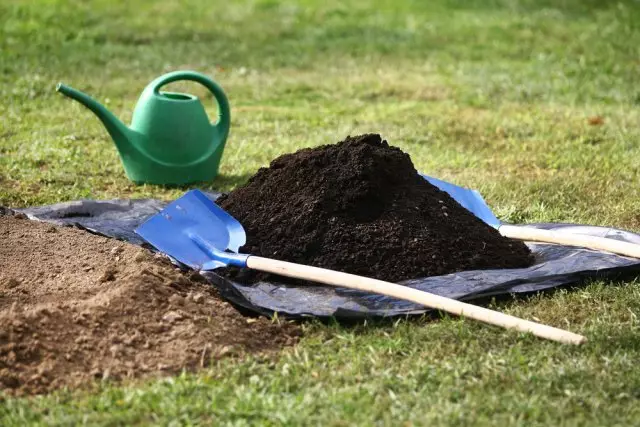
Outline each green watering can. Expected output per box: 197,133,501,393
57,70,230,185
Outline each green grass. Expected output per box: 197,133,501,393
2,0,640,425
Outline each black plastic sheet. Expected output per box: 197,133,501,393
16,195,640,319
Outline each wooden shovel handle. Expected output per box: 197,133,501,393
246,256,586,345
499,225,640,259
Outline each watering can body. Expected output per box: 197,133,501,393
57,71,230,185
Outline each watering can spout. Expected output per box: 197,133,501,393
56,83,132,151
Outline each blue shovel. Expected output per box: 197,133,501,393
421,174,640,259
135,189,585,344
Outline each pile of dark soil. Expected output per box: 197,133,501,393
217,134,532,283
0,213,299,396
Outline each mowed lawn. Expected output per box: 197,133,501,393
2,0,640,425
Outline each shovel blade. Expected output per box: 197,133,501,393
135,190,247,270
421,174,501,228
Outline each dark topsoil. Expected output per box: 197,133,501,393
0,213,299,397
217,134,532,284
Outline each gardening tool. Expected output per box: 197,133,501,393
423,175,640,259
135,189,586,345
56,70,230,185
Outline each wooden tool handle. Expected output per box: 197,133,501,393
499,225,640,258
246,256,586,345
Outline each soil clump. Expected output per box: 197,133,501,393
217,134,532,283
0,213,299,396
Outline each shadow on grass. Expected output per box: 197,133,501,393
144,172,253,193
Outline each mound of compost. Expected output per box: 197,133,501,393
0,213,299,396
217,134,532,283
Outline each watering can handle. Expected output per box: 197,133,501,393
150,70,230,136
